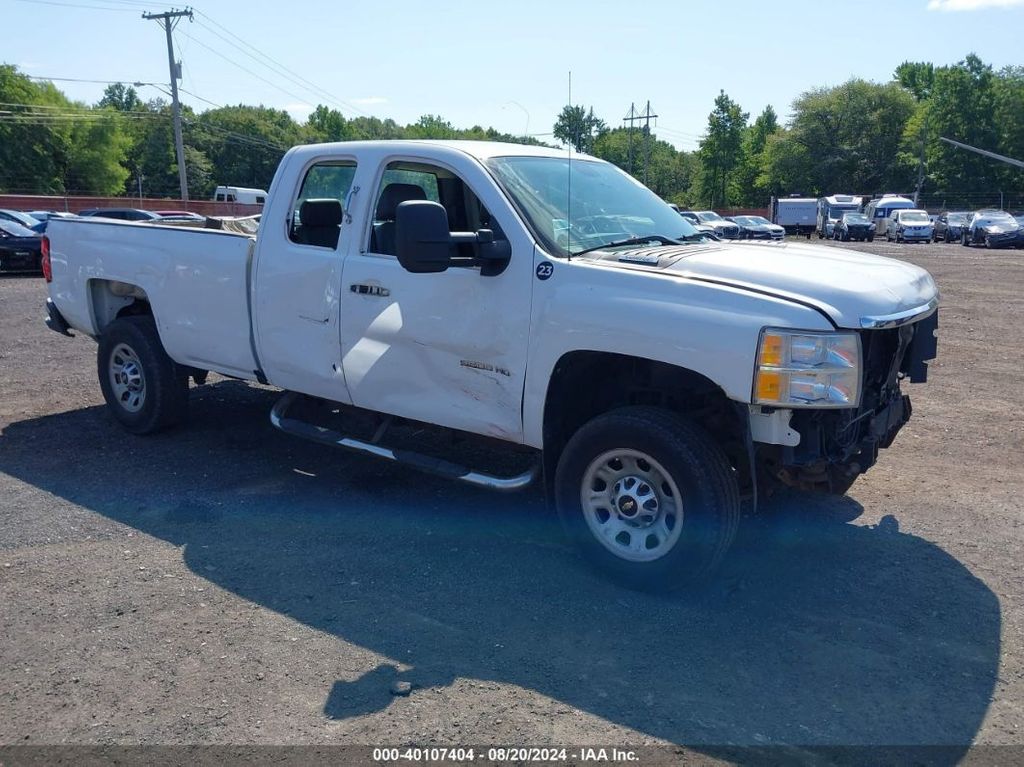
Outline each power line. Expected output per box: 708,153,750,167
191,9,371,117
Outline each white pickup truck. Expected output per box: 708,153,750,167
43,140,939,589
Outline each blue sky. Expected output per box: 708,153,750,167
4,0,1024,150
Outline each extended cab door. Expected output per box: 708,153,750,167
339,155,533,442
253,157,358,401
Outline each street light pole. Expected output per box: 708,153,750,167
143,7,193,202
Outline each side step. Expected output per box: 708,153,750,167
269,391,538,492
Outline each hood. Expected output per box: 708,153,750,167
587,240,939,329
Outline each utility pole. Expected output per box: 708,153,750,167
623,103,637,174
624,102,657,184
640,101,657,187
143,7,193,201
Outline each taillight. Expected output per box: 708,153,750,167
41,235,52,282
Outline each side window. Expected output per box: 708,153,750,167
289,160,357,249
367,161,504,261
215,193,226,202
227,194,236,203
255,196,266,205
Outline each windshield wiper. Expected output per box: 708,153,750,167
570,234,681,258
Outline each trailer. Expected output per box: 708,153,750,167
771,196,817,237
816,194,863,239
865,195,916,235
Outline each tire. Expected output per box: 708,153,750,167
554,407,740,591
961,231,970,247
867,234,874,242
97,316,189,435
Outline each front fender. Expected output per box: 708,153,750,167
522,253,833,449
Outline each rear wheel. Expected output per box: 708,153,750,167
555,407,740,591
961,231,971,247
97,316,189,435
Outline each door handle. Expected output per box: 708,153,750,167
350,284,390,297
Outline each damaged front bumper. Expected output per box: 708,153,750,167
753,308,938,490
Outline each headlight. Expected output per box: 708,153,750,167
753,329,861,408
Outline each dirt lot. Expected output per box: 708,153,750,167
1,239,1022,759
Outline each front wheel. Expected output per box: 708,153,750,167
554,407,740,591
97,316,189,435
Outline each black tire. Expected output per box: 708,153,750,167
867,234,874,242
961,231,970,247
97,316,189,435
554,407,740,591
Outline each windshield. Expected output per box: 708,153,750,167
485,156,699,257
843,213,869,224
747,216,771,225
1,210,38,228
900,211,930,223
947,212,970,223
0,219,37,237
696,211,723,222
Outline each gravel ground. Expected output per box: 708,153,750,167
0,239,1021,759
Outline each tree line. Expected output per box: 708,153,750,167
2,54,1022,209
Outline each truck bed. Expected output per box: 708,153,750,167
46,217,260,380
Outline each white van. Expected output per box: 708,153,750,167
213,186,267,205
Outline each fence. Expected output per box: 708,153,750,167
0,194,263,218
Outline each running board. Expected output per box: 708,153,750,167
269,392,538,492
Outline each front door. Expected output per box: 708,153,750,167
339,157,533,442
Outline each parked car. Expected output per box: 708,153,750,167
833,212,875,242
726,215,784,241
26,210,75,222
961,209,1021,248
693,210,740,239
885,209,933,243
154,210,206,221
43,140,940,589
932,211,972,243
676,210,719,240
0,208,40,229
78,208,161,222
0,219,43,273
213,185,267,205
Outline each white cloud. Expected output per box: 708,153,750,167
928,0,1024,11
351,96,388,106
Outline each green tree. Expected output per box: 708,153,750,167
692,90,748,207
731,105,779,206
918,54,1000,201
97,83,143,112
760,79,915,197
895,61,935,102
553,105,606,154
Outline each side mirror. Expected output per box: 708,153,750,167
395,199,512,276
395,200,452,273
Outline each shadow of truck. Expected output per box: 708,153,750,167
0,380,1000,758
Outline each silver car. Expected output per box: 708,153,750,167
885,209,933,244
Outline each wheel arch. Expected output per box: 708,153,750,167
538,350,750,499
87,279,152,335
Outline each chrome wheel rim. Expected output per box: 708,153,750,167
109,343,146,413
580,449,684,562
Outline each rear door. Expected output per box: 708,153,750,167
253,156,358,400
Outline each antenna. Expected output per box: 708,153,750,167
567,70,572,261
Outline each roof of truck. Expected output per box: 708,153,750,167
287,140,590,163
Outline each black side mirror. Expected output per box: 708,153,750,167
395,200,512,276
395,200,452,273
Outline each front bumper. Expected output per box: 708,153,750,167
773,309,938,483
